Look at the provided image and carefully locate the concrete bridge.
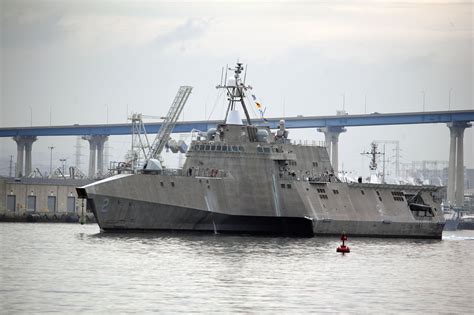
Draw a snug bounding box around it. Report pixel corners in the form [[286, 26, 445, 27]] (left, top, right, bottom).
[[1, 109, 473, 206]]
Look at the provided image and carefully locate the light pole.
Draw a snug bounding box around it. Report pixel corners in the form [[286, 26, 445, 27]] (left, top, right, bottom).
[[448, 88, 452, 110], [28, 106, 32, 126], [48, 146, 55, 176], [364, 94, 367, 114], [421, 91, 425, 112]]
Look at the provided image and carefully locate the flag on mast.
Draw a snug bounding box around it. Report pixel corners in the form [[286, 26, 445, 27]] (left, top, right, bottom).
[[251, 94, 268, 122]]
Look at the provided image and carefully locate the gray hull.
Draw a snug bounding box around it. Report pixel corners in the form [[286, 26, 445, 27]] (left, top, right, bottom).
[[79, 172, 444, 239], [87, 194, 314, 236]]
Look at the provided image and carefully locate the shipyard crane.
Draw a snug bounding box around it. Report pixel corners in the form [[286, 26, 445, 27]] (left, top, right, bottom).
[[144, 86, 193, 170]]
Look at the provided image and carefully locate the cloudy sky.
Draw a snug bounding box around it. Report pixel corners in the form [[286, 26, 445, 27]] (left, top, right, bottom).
[[0, 0, 472, 177]]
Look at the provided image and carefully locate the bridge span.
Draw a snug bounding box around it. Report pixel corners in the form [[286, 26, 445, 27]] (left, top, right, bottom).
[[2, 109, 473, 206], [1, 110, 473, 137]]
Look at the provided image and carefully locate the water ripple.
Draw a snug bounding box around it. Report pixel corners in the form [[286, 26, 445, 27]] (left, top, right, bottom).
[[1, 223, 473, 313]]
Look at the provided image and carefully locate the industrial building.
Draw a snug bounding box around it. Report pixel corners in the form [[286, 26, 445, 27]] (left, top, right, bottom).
[[0, 177, 94, 221]]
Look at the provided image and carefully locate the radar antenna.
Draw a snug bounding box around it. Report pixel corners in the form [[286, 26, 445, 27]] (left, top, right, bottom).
[[216, 63, 253, 125]]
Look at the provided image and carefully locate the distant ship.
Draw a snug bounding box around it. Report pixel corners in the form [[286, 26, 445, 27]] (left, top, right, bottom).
[[77, 63, 445, 238]]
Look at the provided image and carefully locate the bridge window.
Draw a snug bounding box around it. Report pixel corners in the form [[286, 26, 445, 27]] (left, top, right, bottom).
[[313, 162, 318, 167], [232, 145, 238, 152], [210, 145, 216, 151], [205, 145, 210, 151], [216, 145, 221, 151], [257, 146, 271, 154], [281, 184, 285, 188], [287, 184, 292, 189], [222, 145, 228, 152], [319, 194, 328, 200], [333, 189, 339, 195], [361, 190, 365, 195], [199, 145, 205, 150]]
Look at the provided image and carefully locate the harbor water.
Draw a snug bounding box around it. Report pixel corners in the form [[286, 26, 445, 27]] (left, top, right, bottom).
[[1, 223, 473, 313]]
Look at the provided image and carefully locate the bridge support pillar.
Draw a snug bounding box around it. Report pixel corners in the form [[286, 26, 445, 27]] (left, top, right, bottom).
[[83, 135, 108, 178], [96, 136, 108, 176], [317, 126, 346, 174], [13, 136, 37, 177], [447, 122, 471, 206]]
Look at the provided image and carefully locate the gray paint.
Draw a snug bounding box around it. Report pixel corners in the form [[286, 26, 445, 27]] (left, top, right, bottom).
[[80, 123, 445, 238]]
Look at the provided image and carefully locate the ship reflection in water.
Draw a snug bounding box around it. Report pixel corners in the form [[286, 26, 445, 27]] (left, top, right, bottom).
[[1, 224, 473, 313]]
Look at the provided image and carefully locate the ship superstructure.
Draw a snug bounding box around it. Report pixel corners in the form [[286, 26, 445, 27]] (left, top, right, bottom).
[[77, 63, 445, 238]]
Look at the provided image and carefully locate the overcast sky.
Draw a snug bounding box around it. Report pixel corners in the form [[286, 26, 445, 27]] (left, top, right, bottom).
[[0, 0, 472, 177]]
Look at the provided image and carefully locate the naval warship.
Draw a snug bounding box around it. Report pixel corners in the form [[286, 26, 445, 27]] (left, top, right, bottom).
[[77, 63, 445, 238]]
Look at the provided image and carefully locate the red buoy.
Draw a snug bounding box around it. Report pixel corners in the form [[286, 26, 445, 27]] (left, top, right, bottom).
[[336, 232, 350, 253]]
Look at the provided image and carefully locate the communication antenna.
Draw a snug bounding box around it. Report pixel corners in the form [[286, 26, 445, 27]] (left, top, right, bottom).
[[243, 65, 248, 84], [224, 64, 228, 85], [220, 67, 224, 86], [216, 63, 253, 125]]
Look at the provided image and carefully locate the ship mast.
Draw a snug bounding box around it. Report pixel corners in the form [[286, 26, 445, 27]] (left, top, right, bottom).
[[216, 63, 252, 125], [361, 142, 384, 171]]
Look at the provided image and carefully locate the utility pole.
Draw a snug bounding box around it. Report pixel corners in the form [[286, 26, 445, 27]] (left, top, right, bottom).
[[29, 106, 33, 126], [48, 146, 55, 176], [59, 158, 66, 175], [374, 140, 400, 180], [364, 94, 367, 114], [9, 155, 13, 177], [448, 88, 452, 110], [421, 91, 425, 112]]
